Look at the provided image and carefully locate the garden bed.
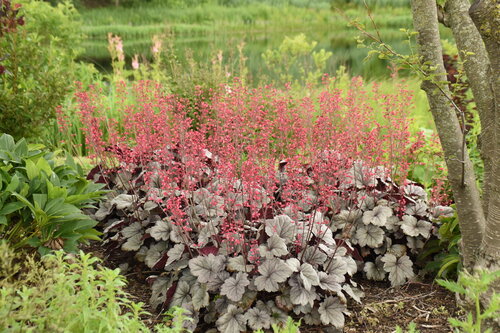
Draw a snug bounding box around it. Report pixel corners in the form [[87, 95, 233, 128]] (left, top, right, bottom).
[[82, 241, 460, 332]]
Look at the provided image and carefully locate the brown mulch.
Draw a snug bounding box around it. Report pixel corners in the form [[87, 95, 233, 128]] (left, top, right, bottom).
[[344, 279, 461, 333], [81, 241, 462, 332]]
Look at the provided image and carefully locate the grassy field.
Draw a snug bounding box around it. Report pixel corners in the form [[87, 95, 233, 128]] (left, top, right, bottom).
[[79, 3, 423, 79]]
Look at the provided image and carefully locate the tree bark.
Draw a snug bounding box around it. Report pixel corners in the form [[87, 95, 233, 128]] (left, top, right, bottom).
[[410, 0, 486, 270], [469, 0, 500, 262], [445, 0, 496, 217]]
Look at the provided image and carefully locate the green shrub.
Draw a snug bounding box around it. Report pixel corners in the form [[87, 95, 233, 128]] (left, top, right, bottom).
[[0, 242, 188, 332], [437, 270, 500, 333], [262, 33, 332, 87], [0, 134, 104, 254], [0, 0, 82, 141]]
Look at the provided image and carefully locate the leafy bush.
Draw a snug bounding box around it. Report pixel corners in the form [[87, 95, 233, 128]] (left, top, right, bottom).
[[420, 205, 461, 279], [0, 0, 82, 140], [262, 33, 332, 87], [0, 134, 104, 254], [437, 270, 500, 333], [72, 79, 451, 331], [0, 241, 187, 332]]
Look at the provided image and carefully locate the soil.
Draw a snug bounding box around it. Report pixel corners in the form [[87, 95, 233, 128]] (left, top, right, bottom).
[[81, 241, 462, 332]]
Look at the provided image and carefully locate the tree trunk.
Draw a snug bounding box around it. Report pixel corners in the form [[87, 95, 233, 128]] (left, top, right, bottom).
[[410, 0, 486, 270], [469, 2, 500, 293], [445, 0, 496, 217]]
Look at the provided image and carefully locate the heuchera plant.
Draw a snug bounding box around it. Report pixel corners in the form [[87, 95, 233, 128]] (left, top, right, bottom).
[[71, 78, 451, 331]]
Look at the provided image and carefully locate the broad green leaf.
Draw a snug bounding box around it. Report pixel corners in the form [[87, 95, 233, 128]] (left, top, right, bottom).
[[11, 193, 35, 213], [0, 215, 7, 225], [26, 237, 42, 247], [6, 174, 20, 192], [27, 143, 45, 151], [0, 134, 15, 151], [33, 194, 48, 210], [14, 138, 28, 157], [19, 183, 29, 197], [0, 201, 26, 215], [47, 180, 68, 200], [25, 159, 39, 180], [36, 157, 53, 176]]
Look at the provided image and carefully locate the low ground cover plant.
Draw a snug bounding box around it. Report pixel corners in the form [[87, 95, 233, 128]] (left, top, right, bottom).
[[0, 241, 186, 332], [68, 78, 453, 331], [0, 134, 104, 254]]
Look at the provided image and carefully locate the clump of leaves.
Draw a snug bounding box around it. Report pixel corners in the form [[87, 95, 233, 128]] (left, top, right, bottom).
[[0, 241, 186, 332], [87, 149, 451, 331], [437, 270, 500, 333], [420, 205, 460, 279], [0, 133, 105, 254]]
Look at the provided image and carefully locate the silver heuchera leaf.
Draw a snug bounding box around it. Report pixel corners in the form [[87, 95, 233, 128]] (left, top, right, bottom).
[[191, 282, 209, 311], [227, 255, 254, 272], [299, 263, 320, 291], [258, 300, 288, 326], [166, 243, 185, 267], [301, 247, 327, 266], [406, 236, 425, 253], [164, 254, 189, 272], [150, 219, 171, 241], [135, 245, 148, 262], [404, 183, 427, 200], [289, 275, 317, 307], [381, 253, 415, 287], [150, 276, 171, 309], [111, 194, 137, 210], [143, 200, 158, 211], [285, 258, 301, 272], [265, 215, 296, 243], [304, 307, 322, 325], [312, 223, 335, 245], [318, 296, 346, 327], [121, 233, 144, 252], [358, 193, 375, 211], [259, 235, 288, 258], [405, 201, 428, 216], [432, 205, 454, 218], [244, 307, 272, 330], [206, 270, 230, 291], [221, 272, 250, 302], [387, 244, 407, 258], [189, 254, 226, 284], [332, 209, 363, 231], [326, 257, 348, 279], [216, 304, 246, 333], [145, 241, 167, 268], [198, 221, 219, 245], [401, 215, 432, 238], [169, 226, 184, 243], [254, 258, 293, 292], [355, 224, 385, 248], [342, 283, 364, 304], [121, 222, 142, 238], [363, 258, 386, 281], [362, 206, 393, 227], [95, 203, 112, 221], [171, 280, 192, 308], [317, 272, 342, 292]]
